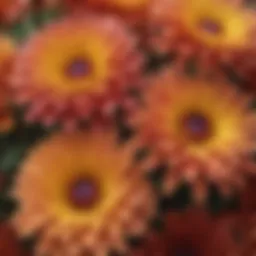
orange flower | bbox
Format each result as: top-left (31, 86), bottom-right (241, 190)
top-left (131, 71), bottom-right (256, 201)
top-left (11, 15), bottom-right (142, 130)
top-left (148, 0), bottom-right (256, 71)
top-left (12, 130), bottom-right (156, 255)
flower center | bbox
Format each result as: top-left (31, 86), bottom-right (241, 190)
top-left (65, 58), bottom-right (92, 78)
top-left (68, 176), bottom-right (101, 210)
top-left (181, 112), bottom-right (212, 143)
top-left (198, 17), bottom-right (222, 35)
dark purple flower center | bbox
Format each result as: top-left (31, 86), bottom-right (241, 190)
top-left (198, 18), bottom-right (222, 35)
top-left (68, 177), bottom-right (100, 209)
top-left (65, 58), bottom-right (92, 78)
top-left (181, 112), bottom-right (212, 142)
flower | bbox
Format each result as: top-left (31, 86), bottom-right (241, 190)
top-left (0, 0), bottom-right (30, 24)
top-left (131, 71), bottom-right (256, 201)
top-left (132, 209), bottom-right (243, 256)
top-left (148, 0), bottom-right (256, 70)
top-left (11, 15), bottom-right (143, 130)
top-left (12, 130), bottom-right (156, 255)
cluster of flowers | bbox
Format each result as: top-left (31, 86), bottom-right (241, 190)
top-left (0, 0), bottom-right (256, 255)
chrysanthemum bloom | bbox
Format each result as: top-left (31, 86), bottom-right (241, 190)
top-left (12, 130), bottom-right (156, 256)
top-left (133, 209), bottom-right (243, 256)
top-left (64, 0), bottom-right (152, 26)
top-left (148, 0), bottom-right (256, 71)
top-left (11, 16), bottom-right (143, 130)
top-left (131, 71), bottom-right (256, 201)
top-left (0, 0), bottom-right (30, 24)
